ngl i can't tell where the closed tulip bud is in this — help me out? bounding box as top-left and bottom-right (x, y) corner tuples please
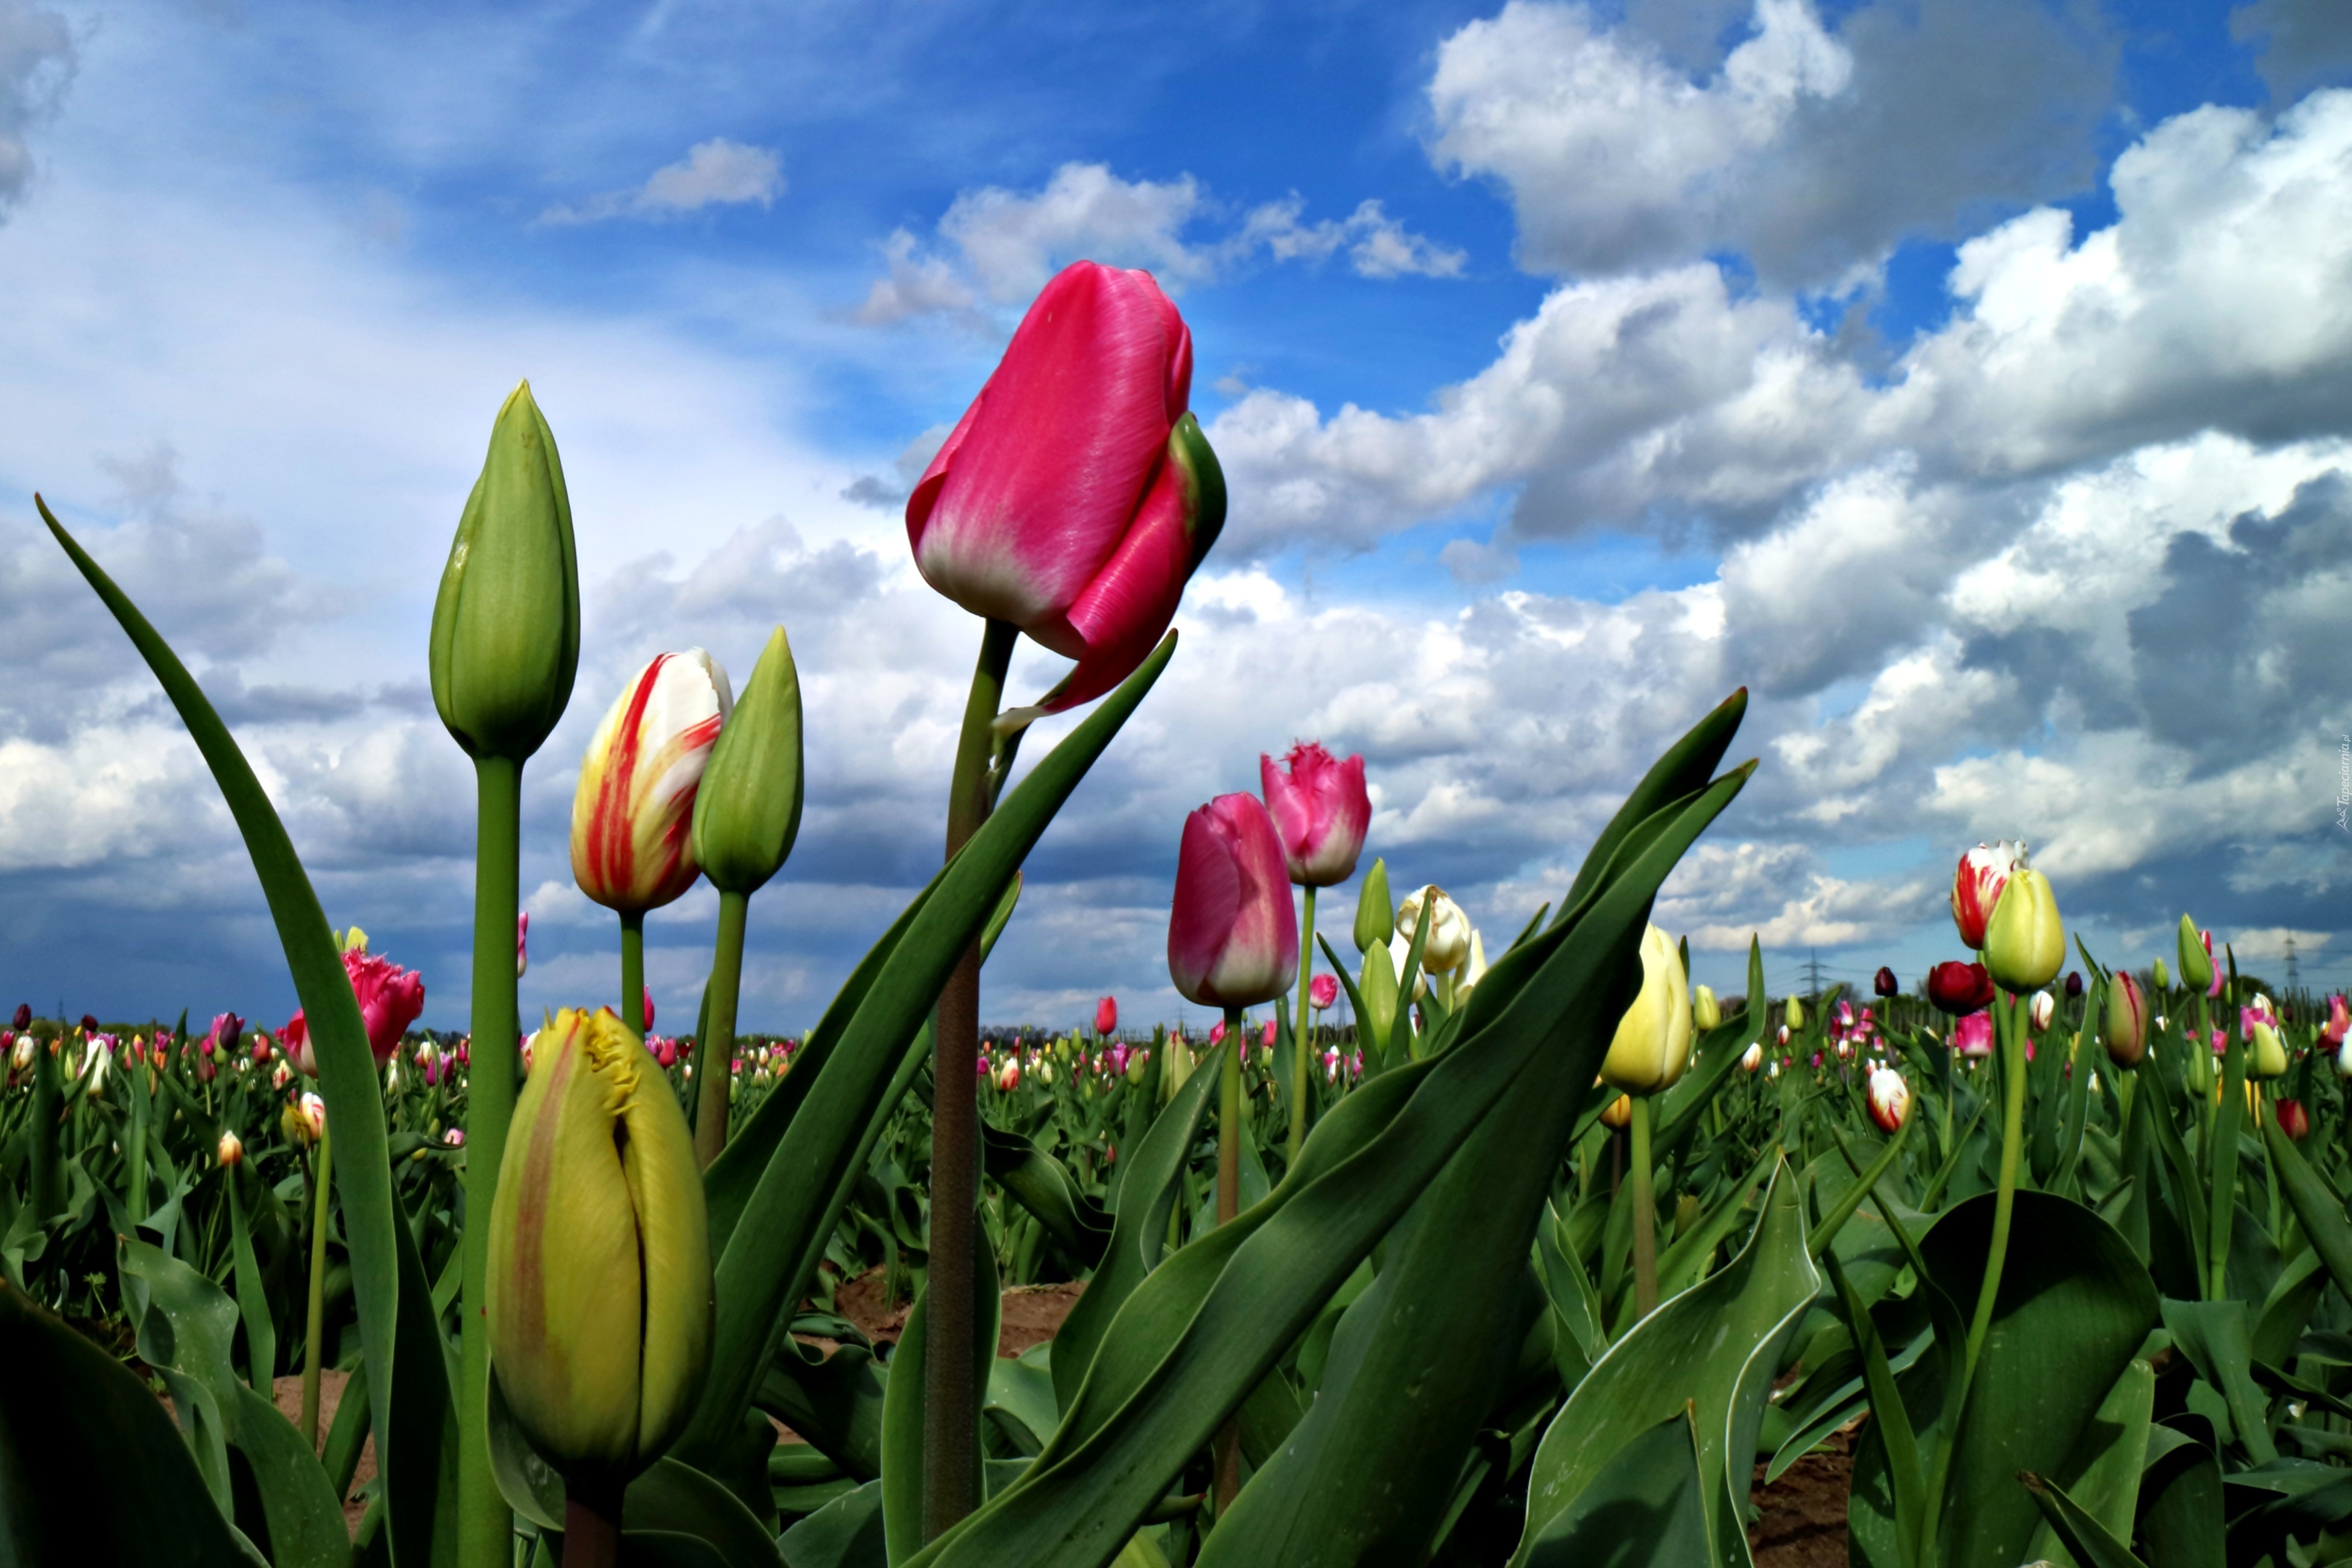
(1358, 938), (1400, 1048)
(517, 912), (530, 979)
(487, 1007), (711, 1484)
(1599, 1090), (1632, 1130)
(572, 651), (734, 914)
(1260, 742), (1371, 887)
(1095, 996), (1118, 1036)
(1926, 960), (1995, 1016)
(2175, 915), (2213, 993)
(429, 382), (581, 762)
(1309, 973), (1338, 1010)
(2249, 1020), (2288, 1080)
(1785, 996), (1804, 1031)
(217, 1130), (243, 1168)
(1168, 793), (1298, 1008)
(1866, 1066), (1911, 1133)
(1950, 841), (2023, 950)
(2105, 972), (2149, 1067)
(1873, 966), (1899, 999)
(1600, 924), (1695, 1095)
(1739, 1042), (1762, 1072)
(1952, 1011), (1994, 1059)
(689, 626), (804, 896)
(1984, 868), (2063, 991)
(1353, 858), (1393, 955)
(2277, 1098), (2312, 1142)
(909, 262), (1223, 725)
(1455, 929), (1490, 999)
(2152, 958), (2170, 991)
(2064, 970), (2084, 998)
(1693, 984), (1722, 1032)
(10, 1004), (27, 1032)
(2028, 990), (2055, 1031)
(1396, 886), (1472, 974)
(996, 1060), (1020, 1093)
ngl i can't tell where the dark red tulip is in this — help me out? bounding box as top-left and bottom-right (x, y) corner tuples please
(11, 1004), (28, 1031)
(1927, 960), (1996, 1016)
(1873, 966), (1898, 998)
(2064, 970), (2084, 998)
(2277, 1098), (2311, 1143)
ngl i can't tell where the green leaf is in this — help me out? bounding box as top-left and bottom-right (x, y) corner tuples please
(1557, 688), (1748, 922)
(1515, 1158), (1816, 1566)
(780, 1479), (887, 1568)
(224, 1169), (276, 1389)
(626, 1457), (786, 1568)
(1049, 1063), (1219, 1415)
(2135, 1424), (2225, 1568)
(2158, 1298), (2275, 1464)
(914, 754), (1757, 1568)
(2263, 1105), (2352, 1306)
(1521, 1408), (1713, 1567)
(42, 499), (449, 1567)
(2022, 1471), (2152, 1568)
(880, 1245), (1001, 1566)
(981, 1124), (1110, 1268)
(760, 1344), (888, 1484)
(0, 1282), (259, 1565)
(686, 634), (1175, 1463)
(2022, 1360), (2154, 1568)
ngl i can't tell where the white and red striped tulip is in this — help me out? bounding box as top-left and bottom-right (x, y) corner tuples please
(571, 650), (733, 913)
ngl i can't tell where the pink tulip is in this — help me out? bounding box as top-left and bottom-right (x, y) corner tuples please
(1259, 742), (1371, 887)
(1261, 1019), (1277, 1049)
(1310, 972), (1338, 1010)
(1095, 996), (1118, 1036)
(285, 947), (427, 1072)
(1209, 1020), (1227, 1046)
(1168, 792), (1300, 1009)
(907, 262), (1225, 722)
(2325, 994), (2350, 1046)
(1952, 1011), (1994, 1058)
(643, 988), (656, 1032)
(208, 1012), (243, 1057)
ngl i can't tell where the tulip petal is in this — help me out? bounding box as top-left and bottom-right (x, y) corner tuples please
(599, 1017), (713, 1459)
(1167, 806), (1245, 1005)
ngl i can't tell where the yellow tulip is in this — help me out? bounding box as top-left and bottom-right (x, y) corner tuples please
(1600, 925), (1693, 1096)
(488, 1007), (712, 1479)
(1984, 868), (2064, 991)
(1692, 984), (1721, 1032)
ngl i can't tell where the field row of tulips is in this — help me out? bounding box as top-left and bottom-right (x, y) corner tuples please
(10, 256), (2344, 1568)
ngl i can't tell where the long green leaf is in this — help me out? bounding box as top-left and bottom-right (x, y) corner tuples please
(1557, 688), (1748, 922)
(2022, 1472), (2153, 1568)
(683, 633), (1177, 1461)
(1522, 1408), (1713, 1566)
(42, 499), (448, 1567)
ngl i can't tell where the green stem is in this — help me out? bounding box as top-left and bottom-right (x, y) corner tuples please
(1630, 1094), (1658, 1318)
(2210, 1015), (2245, 1302)
(621, 911), (646, 1035)
(693, 890), (750, 1169)
(301, 1125), (333, 1447)
(128, 1061), (150, 1224)
(1962, 989), (2030, 1386)
(923, 617), (1017, 1544)
(458, 754), (523, 1568)
(30, 1033), (58, 1221)
(1288, 885), (1317, 1169)
(1215, 1004), (1244, 1516)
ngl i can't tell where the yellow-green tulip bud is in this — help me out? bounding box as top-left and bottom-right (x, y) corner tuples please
(2175, 915), (2212, 994)
(1353, 858), (1393, 955)
(2249, 1020), (2288, 1080)
(1601, 924), (1693, 1095)
(2152, 957), (2170, 991)
(488, 1007), (711, 1482)
(430, 382), (581, 762)
(1358, 938), (1400, 1051)
(690, 625), (805, 896)
(1985, 870), (2064, 991)
(1692, 984), (1721, 1032)
(1785, 996), (1804, 1031)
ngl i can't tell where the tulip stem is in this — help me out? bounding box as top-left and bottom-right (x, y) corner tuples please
(621, 911), (646, 1035)
(562, 1479), (624, 1568)
(459, 753), (524, 1568)
(1214, 1004), (1244, 1515)
(1629, 1095), (1659, 1319)
(1288, 886), (1317, 1170)
(924, 617), (1017, 1544)
(694, 890), (750, 1168)
(301, 1125), (332, 1449)
(1962, 988), (2029, 1390)
(2210, 1019), (2245, 1302)
(29, 1031), (57, 1221)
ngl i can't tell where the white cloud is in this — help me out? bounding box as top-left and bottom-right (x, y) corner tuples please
(1239, 197), (1467, 279)
(539, 136), (783, 225)
(0, 0), (72, 219)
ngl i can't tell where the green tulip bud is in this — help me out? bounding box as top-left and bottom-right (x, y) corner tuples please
(1602, 925), (1694, 1095)
(2249, 1020), (2288, 1080)
(430, 383), (581, 762)
(1353, 858), (1393, 955)
(1785, 996), (1804, 1032)
(690, 625), (805, 896)
(2152, 958), (2170, 991)
(488, 1007), (711, 1483)
(1985, 870), (2065, 992)
(1358, 940), (1399, 1054)
(2175, 915), (2213, 994)
(1692, 984), (1721, 1032)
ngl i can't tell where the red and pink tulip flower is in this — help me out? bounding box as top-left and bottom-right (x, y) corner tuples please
(2325, 994), (2351, 1047)
(572, 650), (733, 913)
(283, 947), (428, 1073)
(1168, 792), (1299, 1010)
(1951, 1011), (1994, 1059)
(906, 261), (1226, 724)
(1310, 972), (1339, 1010)
(1096, 995), (1118, 1036)
(1949, 841), (2022, 950)
(1260, 742), (1371, 888)
(1927, 959), (1996, 1016)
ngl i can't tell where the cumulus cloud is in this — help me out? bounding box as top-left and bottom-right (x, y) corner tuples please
(0, 0), (72, 220)
(1429, 0), (2116, 287)
(539, 137), (783, 225)
(852, 163), (1465, 324)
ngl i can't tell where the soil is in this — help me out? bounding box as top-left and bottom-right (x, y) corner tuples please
(267, 1370), (375, 1539)
(830, 1270), (1087, 1358)
(1748, 1427), (1855, 1567)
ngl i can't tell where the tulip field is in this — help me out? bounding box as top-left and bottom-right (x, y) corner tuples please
(11, 255), (2352, 1568)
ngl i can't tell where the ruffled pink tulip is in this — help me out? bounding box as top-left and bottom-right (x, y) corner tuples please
(1310, 973), (1339, 1010)
(1951, 1011), (1994, 1059)
(907, 262), (1225, 722)
(571, 650), (733, 913)
(1259, 742), (1371, 887)
(1095, 996), (1118, 1036)
(285, 947), (427, 1072)
(1168, 792), (1299, 1010)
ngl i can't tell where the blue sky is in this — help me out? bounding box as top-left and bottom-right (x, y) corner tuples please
(2, 0), (2351, 1033)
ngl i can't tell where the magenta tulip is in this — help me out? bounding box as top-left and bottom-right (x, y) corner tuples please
(1168, 792), (1298, 1009)
(1310, 973), (1339, 1010)
(907, 261), (1226, 721)
(1095, 996), (1118, 1036)
(1259, 742), (1371, 887)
